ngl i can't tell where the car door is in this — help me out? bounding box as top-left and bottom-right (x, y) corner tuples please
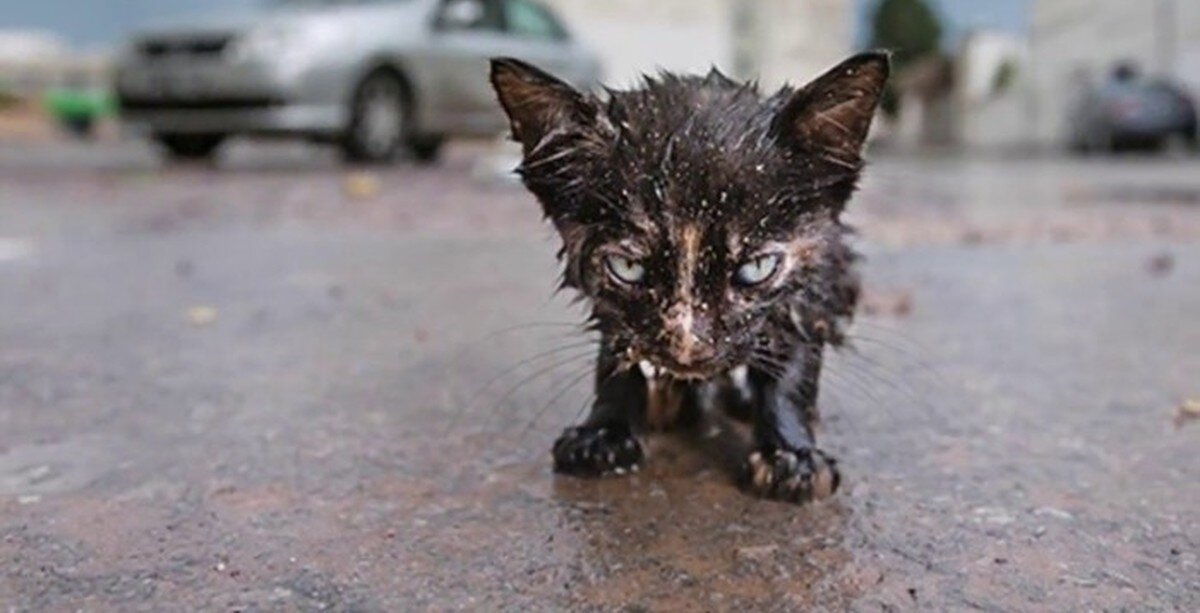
(423, 0), (510, 134)
(494, 0), (584, 85)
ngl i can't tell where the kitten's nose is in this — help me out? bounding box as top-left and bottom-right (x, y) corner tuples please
(664, 303), (717, 367)
(674, 339), (717, 366)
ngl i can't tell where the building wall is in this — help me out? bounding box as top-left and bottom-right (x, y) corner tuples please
(957, 31), (1032, 149)
(0, 31), (109, 96)
(1028, 0), (1200, 145)
(543, 0), (850, 90)
(1175, 2), (1200, 94)
(740, 0), (853, 88)
(544, 0), (735, 88)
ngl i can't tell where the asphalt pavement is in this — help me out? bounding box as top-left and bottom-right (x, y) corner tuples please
(1, 140), (1198, 610)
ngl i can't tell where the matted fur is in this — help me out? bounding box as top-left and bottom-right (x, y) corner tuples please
(492, 53), (889, 502)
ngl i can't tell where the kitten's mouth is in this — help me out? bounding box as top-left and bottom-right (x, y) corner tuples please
(638, 359), (719, 381)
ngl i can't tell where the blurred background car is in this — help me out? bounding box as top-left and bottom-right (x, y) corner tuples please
(113, 0), (600, 163)
(1068, 63), (1199, 154)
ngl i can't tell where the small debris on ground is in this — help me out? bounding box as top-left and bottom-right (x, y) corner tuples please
(1146, 252), (1174, 277)
(344, 171), (381, 200)
(861, 289), (914, 317)
(1033, 506), (1074, 521)
(1173, 398), (1200, 429)
(186, 305), (219, 327)
(960, 228), (985, 245)
(736, 544), (778, 562)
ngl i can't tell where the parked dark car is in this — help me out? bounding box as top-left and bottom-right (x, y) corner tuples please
(1068, 65), (1198, 154)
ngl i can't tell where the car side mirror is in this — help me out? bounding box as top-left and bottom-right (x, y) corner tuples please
(440, 0), (485, 31)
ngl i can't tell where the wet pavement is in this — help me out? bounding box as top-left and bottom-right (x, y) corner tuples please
(1, 141), (1198, 610)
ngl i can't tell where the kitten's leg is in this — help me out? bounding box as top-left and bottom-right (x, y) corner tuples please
(716, 365), (757, 423)
(552, 347), (645, 477)
(741, 344), (840, 503)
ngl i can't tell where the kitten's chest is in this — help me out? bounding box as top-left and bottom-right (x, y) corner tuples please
(639, 365), (752, 430)
(643, 373), (689, 430)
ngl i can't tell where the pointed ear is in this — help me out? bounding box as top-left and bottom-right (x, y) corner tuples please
(490, 57), (596, 156)
(774, 52), (890, 165)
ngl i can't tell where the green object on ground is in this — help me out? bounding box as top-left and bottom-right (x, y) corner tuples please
(43, 88), (116, 121)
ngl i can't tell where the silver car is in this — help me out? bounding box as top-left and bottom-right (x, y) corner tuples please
(115, 0), (600, 163)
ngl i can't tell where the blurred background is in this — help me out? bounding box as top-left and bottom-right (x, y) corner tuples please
(2, 0), (1198, 154)
(1, 1), (1198, 610)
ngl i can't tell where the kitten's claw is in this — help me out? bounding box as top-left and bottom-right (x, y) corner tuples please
(741, 447), (839, 503)
(553, 424), (643, 477)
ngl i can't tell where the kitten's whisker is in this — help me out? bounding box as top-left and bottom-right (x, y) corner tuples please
(517, 364), (595, 441)
(850, 319), (931, 348)
(572, 391), (597, 425)
(521, 358), (632, 461)
(839, 346), (931, 402)
(833, 352), (949, 422)
(843, 329), (937, 369)
(749, 347), (878, 407)
(747, 355), (787, 382)
(832, 330), (956, 426)
(842, 332), (949, 392)
(448, 321), (589, 361)
(443, 339), (598, 436)
(484, 349), (597, 418)
(821, 360), (886, 405)
(462, 339), (596, 402)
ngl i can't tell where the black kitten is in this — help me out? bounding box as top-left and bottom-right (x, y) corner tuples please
(490, 53), (888, 504)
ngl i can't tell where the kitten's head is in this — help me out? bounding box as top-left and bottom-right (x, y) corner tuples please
(491, 54), (888, 379)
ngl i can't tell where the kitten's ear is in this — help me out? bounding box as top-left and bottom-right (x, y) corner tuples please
(774, 52), (890, 165)
(490, 58), (597, 155)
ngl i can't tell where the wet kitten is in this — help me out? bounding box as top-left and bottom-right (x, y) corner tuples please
(490, 53), (888, 503)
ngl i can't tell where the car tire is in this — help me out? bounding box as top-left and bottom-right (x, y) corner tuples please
(157, 134), (226, 160)
(342, 70), (409, 163)
(407, 135), (444, 164)
(63, 116), (96, 139)
(1084, 126), (1114, 155)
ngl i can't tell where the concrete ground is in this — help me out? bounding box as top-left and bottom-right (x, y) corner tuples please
(1, 140), (1198, 610)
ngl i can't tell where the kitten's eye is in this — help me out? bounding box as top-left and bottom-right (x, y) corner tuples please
(734, 253), (782, 287)
(604, 254), (646, 285)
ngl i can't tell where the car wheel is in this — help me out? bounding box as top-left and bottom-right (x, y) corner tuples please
(407, 135), (444, 164)
(157, 134), (226, 160)
(1085, 126), (1114, 155)
(63, 116), (96, 139)
(342, 70), (408, 163)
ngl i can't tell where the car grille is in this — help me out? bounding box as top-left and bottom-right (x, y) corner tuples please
(118, 96), (283, 111)
(138, 35), (234, 59)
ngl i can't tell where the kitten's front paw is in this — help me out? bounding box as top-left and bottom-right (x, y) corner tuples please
(741, 447), (840, 503)
(552, 424), (643, 477)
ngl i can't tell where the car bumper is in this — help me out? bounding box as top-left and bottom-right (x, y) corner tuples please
(119, 100), (347, 135)
(1108, 115), (1193, 140)
(114, 56), (350, 135)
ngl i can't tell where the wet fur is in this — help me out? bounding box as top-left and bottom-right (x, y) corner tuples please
(492, 53), (889, 503)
